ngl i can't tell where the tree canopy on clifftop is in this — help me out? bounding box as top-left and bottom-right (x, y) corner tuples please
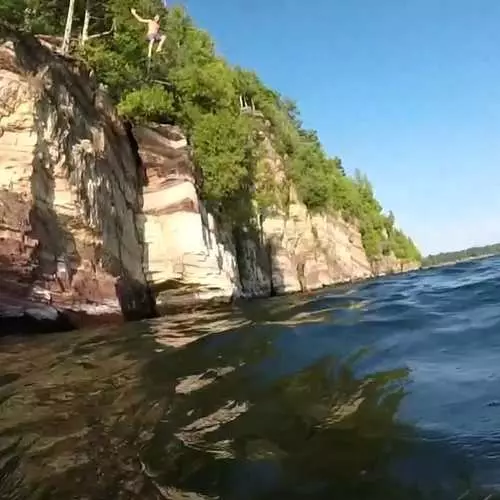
(6, 0), (421, 264)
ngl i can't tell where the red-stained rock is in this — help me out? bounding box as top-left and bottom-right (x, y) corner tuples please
(0, 29), (155, 333)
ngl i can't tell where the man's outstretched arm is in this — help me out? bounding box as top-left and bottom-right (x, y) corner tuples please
(131, 8), (149, 23)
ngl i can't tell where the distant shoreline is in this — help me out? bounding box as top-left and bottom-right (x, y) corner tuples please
(422, 252), (500, 270)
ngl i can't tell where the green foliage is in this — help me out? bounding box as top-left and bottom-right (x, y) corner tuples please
(117, 85), (175, 122)
(191, 111), (255, 206)
(1, 0), (71, 33)
(0, 0), (26, 26)
(290, 142), (331, 211)
(79, 41), (145, 100)
(169, 59), (238, 125)
(12, 0), (421, 263)
(390, 229), (421, 262)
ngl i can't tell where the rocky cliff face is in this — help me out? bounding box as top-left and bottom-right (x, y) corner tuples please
(136, 124), (240, 308)
(0, 29), (155, 331)
(0, 31), (418, 331)
(137, 125), (381, 307)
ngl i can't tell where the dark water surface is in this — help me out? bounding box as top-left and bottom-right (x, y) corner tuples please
(2, 257), (500, 499)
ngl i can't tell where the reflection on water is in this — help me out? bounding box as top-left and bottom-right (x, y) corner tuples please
(2, 259), (500, 499)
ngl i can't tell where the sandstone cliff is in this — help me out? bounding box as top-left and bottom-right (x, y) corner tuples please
(137, 125), (390, 308)
(0, 28), (155, 331)
(0, 31), (418, 332)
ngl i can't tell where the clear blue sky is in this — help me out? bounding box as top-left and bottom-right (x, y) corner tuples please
(181, 0), (500, 255)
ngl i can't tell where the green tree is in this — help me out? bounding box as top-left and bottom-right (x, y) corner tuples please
(117, 84), (175, 122)
(0, 0), (26, 26)
(191, 111), (256, 206)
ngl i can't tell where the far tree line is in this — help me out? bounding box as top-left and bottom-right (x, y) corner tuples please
(423, 243), (500, 267)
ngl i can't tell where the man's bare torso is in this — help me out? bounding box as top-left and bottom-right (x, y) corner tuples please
(147, 20), (160, 35)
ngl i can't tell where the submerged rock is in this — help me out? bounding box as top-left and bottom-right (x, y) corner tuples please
(0, 293), (73, 334)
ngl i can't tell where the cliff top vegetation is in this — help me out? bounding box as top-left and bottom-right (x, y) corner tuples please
(2, 0), (421, 263)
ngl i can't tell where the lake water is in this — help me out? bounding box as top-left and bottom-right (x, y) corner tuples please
(2, 257), (500, 499)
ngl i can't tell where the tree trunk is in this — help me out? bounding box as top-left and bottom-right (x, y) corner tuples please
(61, 0), (76, 54)
(80, 0), (91, 46)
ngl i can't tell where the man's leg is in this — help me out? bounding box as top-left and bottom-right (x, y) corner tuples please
(156, 34), (166, 52)
(148, 38), (154, 59)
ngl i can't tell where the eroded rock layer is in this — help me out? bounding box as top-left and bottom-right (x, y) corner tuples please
(0, 29), (155, 331)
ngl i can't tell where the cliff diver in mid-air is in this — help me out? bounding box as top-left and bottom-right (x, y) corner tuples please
(130, 7), (167, 59)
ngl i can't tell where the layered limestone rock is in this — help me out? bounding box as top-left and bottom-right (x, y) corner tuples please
(260, 197), (372, 295)
(135, 125), (239, 308)
(136, 125), (377, 304)
(235, 135), (373, 296)
(0, 29), (155, 330)
(372, 255), (420, 276)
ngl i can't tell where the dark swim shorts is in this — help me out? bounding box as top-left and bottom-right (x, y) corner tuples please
(147, 32), (162, 41)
